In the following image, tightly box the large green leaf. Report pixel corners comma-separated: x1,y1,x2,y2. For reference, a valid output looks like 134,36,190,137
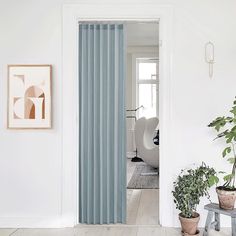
216,130,229,139
224,174,234,182
208,175,219,187
230,106,236,116
222,147,231,157
227,157,236,164
208,117,226,131
226,132,236,143
234,98,236,105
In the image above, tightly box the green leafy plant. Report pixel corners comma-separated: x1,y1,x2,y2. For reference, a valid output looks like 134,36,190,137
208,97,236,189
172,163,218,218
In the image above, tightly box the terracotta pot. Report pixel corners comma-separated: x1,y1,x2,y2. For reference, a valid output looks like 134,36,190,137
182,230,200,236
216,187,236,210
179,213,200,235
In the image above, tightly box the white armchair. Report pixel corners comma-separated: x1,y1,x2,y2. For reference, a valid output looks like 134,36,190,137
134,117,159,168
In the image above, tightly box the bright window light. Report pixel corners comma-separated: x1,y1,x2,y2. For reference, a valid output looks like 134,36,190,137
136,58,158,119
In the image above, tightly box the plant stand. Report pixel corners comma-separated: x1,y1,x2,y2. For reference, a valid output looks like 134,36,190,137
203,203,236,236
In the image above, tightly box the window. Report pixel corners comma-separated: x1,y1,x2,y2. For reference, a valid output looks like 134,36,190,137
136,58,159,118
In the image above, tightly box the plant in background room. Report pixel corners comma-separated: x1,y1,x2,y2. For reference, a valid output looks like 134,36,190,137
172,163,218,236
208,96,236,210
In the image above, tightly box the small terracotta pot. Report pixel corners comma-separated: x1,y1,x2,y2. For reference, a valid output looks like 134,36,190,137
182,230,200,236
216,187,236,210
179,213,200,235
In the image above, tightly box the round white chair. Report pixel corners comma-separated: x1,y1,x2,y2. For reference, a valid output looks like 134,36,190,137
134,117,159,168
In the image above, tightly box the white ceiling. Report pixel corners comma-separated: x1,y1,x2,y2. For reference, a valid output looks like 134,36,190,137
126,22,159,46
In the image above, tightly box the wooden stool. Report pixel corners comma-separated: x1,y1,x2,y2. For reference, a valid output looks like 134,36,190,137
203,203,236,236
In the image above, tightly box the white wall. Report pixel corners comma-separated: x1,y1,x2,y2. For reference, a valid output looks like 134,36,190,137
0,0,63,227
0,0,236,228
169,1,236,227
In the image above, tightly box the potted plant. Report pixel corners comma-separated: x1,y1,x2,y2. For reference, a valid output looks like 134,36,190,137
172,163,218,236
208,97,236,210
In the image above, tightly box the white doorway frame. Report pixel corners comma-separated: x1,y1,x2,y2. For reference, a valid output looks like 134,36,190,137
62,3,173,227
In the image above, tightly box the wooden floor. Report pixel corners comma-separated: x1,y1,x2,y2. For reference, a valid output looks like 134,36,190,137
126,159,159,225
0,227,232,236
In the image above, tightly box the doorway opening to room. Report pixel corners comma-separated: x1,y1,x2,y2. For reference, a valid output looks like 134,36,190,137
78,20,160,225
126,22,159,225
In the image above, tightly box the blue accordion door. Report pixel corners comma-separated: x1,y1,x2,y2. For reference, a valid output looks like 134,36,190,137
79,23,126,224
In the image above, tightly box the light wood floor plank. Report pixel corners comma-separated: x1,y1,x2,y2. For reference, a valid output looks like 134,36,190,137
137,226,165,236
135,189,159,225
102,226,138,236
127,189,142,225
74,227,106,236
11,228,75,236
127,159,137,184
0,229,17,236
8,227,233,236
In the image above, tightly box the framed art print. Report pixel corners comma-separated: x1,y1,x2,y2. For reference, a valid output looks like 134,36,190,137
8,65,52,129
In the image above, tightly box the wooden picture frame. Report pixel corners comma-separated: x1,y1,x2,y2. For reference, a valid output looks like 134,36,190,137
7,65,52,129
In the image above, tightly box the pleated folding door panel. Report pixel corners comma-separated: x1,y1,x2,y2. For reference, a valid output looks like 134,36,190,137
79,24,126,224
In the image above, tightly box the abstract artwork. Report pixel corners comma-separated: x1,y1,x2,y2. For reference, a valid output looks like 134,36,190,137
8,65,52,129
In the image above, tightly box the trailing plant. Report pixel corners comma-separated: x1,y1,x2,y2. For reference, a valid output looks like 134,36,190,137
172,163,218,218
208,97,236,189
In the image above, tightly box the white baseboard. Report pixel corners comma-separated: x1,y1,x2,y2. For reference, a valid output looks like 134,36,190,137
0,216,76,228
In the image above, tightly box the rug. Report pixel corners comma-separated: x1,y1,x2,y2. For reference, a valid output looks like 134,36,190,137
127,163,159,189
